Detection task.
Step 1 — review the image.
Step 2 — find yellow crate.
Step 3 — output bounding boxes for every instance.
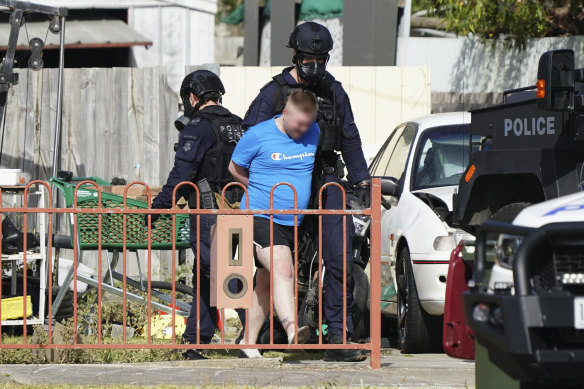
[1,295,33,320]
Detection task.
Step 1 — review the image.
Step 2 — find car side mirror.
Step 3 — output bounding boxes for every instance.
[537,49,575,111]
[380,177,400,197]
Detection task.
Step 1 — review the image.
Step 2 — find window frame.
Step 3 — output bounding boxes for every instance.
[409,123,473,192]
[369,123,406,176]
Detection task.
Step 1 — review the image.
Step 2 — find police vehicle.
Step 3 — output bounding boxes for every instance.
[464,193,584,387]
[370,112,476,353]
[454,49,584,231]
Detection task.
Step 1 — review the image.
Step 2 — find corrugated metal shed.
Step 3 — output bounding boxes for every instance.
[0,19,152,50]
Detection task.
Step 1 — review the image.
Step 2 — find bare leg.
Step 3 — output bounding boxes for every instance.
[244,268,270,344]
[255,245,298,339]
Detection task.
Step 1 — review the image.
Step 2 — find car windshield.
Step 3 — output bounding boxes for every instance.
[412,124,477,190]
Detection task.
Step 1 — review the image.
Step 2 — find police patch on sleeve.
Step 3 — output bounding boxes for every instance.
[183,140,193,153]
[176,134,200,162]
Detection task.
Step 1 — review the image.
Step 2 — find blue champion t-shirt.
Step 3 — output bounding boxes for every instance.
[231,116,319,226]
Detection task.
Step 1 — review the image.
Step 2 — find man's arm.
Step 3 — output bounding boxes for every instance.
[242,83,278,129]
[229,127,259,189]
[152,125,214,209]
[228,160,249,187]
[336,87,371,184]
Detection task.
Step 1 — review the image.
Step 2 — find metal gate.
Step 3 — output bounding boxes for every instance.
[0,178,382,369]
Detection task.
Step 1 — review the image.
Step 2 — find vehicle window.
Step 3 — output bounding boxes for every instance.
[411,124,479,190]
[382,124,416,180]
[369,124,405,176]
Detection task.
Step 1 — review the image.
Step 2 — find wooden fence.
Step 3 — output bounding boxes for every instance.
[2,67,179,185]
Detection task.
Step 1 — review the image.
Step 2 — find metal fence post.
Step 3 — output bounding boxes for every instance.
[369,177,382,369]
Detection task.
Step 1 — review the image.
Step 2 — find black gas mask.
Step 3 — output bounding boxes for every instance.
[294,52,329,85]
[175,94,198,132]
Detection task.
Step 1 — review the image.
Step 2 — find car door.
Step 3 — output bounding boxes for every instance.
[370,123,417,310]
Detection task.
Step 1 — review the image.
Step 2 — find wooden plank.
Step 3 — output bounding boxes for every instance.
[375,67,402,143]
[221,67,247,119]
[327,66,350,86]
[271,66,284,78]
[346,67,376,146]
[401,66,431,122]
[244,67,272,112]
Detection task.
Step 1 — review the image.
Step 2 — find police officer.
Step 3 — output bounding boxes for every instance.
[151,70,244,360]
[241,22,370,362]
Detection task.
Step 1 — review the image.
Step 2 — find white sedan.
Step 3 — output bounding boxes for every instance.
[369,112,476,353]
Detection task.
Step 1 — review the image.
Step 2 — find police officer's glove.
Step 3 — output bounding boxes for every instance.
[144,212,161,228]
[356,180,371,208]
[145,200,162,228]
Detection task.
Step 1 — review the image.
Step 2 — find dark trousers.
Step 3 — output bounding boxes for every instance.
[182,214,216,344]
[321,174,355,337]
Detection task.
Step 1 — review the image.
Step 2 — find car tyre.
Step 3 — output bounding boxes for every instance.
[396,246,442,353]
[351,263,370,341]
[491,202,531,223]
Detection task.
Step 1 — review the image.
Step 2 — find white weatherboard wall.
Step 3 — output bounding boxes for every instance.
[220,66,431,148]
[130,5,217,92]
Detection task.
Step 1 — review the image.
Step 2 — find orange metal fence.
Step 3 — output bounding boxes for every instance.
[0,178,382,369]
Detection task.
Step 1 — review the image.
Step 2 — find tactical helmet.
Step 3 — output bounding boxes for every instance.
[288,22,332,85]
[180,70,225,117]
[287,22,333,55]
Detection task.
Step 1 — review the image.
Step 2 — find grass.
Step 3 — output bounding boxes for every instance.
[0,289,349,365]
[0,332,327,364]
[0,334,185,364]
[201,349,325,361]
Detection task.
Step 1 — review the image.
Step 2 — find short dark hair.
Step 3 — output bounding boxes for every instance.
[286,89,318,116]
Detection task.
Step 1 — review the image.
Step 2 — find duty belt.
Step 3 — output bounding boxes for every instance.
[196,178,217,209]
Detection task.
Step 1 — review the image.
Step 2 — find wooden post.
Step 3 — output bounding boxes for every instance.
[243,0,259,66]
[343,0,398,65]
[270,0,295,66]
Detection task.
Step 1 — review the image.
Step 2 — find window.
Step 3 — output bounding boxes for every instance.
[411,124,479,190]
[369,124,405,177]
[382,124,416,181]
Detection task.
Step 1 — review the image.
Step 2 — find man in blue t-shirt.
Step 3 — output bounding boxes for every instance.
[228,89,319,357]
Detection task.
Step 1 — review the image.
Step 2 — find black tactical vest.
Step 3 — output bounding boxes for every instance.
[195,109,244,189]
[272,73,344,155]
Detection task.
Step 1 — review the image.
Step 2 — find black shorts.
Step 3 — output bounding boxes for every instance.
[253,216,295,268]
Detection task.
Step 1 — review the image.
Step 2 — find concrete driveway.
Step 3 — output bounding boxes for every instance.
[0,349,475,388]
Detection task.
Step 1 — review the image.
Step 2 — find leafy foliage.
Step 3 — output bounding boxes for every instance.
[426,0,584,47]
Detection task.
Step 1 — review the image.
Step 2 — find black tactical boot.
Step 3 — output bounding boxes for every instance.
[324,333,367,362]
[182,349,208,360]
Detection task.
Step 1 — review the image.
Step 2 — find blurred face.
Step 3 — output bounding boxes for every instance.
[282,106,315,140]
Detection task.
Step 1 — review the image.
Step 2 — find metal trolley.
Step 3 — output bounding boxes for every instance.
[50,176,194,319]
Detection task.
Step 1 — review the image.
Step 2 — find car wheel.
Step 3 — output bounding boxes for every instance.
[396,246,443,353]
[491,202,531,223]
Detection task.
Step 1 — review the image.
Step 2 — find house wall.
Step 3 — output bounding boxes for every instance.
[129,5,217,91]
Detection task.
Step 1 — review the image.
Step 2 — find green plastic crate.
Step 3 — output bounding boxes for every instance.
[50,177,191,250]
